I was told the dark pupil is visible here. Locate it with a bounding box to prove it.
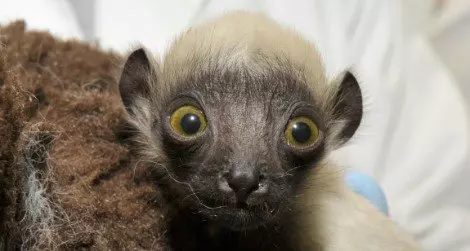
[180,113,201,134]
[291,122,311,143]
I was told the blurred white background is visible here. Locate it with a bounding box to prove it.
[1,0,469,250]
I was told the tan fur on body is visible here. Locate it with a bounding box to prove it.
[293,161,420,250]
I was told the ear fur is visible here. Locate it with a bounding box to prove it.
[118,47,161,160]
[331,71,363,146]
[119,48,155,113]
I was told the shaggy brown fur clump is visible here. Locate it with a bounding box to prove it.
[0,21,166,250]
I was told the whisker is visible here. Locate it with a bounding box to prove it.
[276,164,305,178]
[142,160,226,210]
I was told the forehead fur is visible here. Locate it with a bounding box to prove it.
[160,11,332,103]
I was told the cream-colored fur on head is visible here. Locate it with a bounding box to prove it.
[163,11,325,83]
[161,11,335,105]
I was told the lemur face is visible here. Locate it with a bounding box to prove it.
[119,12,362,231]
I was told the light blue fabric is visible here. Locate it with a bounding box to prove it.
[346,171,389,216]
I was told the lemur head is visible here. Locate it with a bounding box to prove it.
[119,11,362,230]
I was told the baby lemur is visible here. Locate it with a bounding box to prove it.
[119,11,420,251]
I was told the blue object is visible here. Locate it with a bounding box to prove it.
[346,171,389,216]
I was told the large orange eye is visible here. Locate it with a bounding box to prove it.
[170,105,207,136]
[285,117,319,148]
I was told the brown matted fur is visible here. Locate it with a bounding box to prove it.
[0,20,167,250]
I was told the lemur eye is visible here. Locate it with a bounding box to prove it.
[285,117,319,148]
[170,105,207,136]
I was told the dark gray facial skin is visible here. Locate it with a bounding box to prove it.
[119,48,362,250]
[160,70,328,230]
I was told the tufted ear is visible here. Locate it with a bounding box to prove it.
[119,48,156,113]
[331,71,363,146]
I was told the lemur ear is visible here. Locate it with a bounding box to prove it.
[119,48,155,113]
[331,71,363,146]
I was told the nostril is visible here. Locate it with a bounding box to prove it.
[227,176,257,191]
[252,181,260,191]
[222,171,230,180]
[226,171,261,202]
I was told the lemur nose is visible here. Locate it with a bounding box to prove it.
[225,168,262,203]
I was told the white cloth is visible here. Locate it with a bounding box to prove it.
[0,0,83,39]
[1,1,469,250]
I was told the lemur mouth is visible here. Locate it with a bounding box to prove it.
[220,206,284,231]
[236,201,248,209]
